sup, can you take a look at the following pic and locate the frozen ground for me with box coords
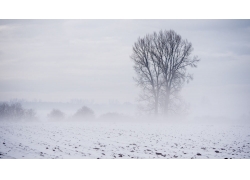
[0,121,250,159]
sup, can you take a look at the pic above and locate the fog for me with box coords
[1,20,250,160]
[1,20,250,123]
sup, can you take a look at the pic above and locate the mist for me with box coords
[1,20,250,122]
[1,20,250,159]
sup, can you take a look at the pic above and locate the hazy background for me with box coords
[0,20,250,119]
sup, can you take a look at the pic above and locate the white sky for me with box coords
[0,20,250,117]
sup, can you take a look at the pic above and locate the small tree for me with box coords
[0,102,10,120]
[73,106,95,120]
[9,102,25,120]
[47,109,65,121]
[24,109,37,121]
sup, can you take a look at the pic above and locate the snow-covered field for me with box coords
[1,121,250,159]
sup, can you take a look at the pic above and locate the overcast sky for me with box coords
[0,20,250,117]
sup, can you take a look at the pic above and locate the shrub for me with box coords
[24,109,37,121]
[73,106,95,120]
[47,109,65,121]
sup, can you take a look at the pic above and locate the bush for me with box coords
[47,109,65,121]
[73,106,95,120]
[0,102,36,121]
[24,109,37,121]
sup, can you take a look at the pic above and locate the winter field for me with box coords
[1,120,250,159]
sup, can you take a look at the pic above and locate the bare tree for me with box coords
[131,35,164,115]
[131,30,199,116]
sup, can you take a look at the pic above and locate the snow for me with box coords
[1,121,250,159]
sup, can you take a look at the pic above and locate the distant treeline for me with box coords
[0,100,135,117]
[0,102,36,121]
[0,102,130,122]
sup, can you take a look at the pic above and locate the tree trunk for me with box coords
[164,88,170,115]
[155,98,158,116]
